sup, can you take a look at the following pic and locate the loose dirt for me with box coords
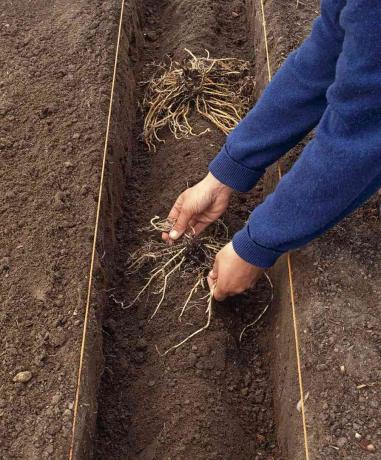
[0,1,112,457]
[1,0,380,458]
[0,0,142,457]
[95,0,282,459]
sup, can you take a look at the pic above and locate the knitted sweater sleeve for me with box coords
[232,0,381,268]
[209,0,345,192]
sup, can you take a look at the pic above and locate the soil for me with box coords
[0,0,141,457]
[95,0,282,459]
[1,0,380,459]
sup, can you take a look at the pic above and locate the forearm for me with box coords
[209,0,344,192]
[233,109,381,267]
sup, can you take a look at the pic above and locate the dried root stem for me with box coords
[239,272,274,342]
[124,218,229,352]
[157,288,214,356]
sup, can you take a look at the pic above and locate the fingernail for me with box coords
[169,230,179,240]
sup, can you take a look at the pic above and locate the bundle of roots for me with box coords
[124,217,273,354]
[124,217,229,354]
[142,49,255,151]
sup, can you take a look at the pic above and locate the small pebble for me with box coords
[337,437,347,448]
[366,444,376,453]
[49,332,66,347]
[13,371,32,383]
[53,191,65,209]
[0,257,10,272]
[51,393,62,405]
[134,352,145,364]
[241,388,249,397]
[145,31,158,42]
[188,352,197,366]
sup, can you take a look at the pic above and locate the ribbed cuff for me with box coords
[232,226,284,268]
[208,145,263,193]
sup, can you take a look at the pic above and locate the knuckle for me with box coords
[182,204,191,214]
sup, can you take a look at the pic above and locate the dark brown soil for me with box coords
[0,0,141,457]
[95,0,282,459]
[1,0,379,459]
[1,1,107,457]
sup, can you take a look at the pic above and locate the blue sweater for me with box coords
[209,0,381,268]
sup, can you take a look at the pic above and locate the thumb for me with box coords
[209,255,226,301]
[212,277,226,301]
[207,258,218,290]
[169,207,193,240]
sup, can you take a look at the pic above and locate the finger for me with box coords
[207,274,215,291]
[167,195,183,223]
[185,217,198,237]
[169,206,193,240]
[162,196,183,241]
[191,220,212,237]
[208,269,218,280]
[207,257,218,289]
[213,283,228,302]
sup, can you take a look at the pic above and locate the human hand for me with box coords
[162,173,233,241]
[207,242,264,301]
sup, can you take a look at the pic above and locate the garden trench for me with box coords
[93,1,381,458]
[93,0,285,458]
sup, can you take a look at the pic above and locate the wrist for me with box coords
[205,172,233,196]
[209,144,264,193]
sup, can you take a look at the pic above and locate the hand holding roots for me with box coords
[125,218,273,353]
[142,49,255,151]
[125,218,229,353]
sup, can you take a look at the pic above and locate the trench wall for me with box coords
[71,2,143,458]
[247,1,307,458]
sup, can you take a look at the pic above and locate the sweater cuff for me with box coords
[232,226,284,268]
[208,144,263,193]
